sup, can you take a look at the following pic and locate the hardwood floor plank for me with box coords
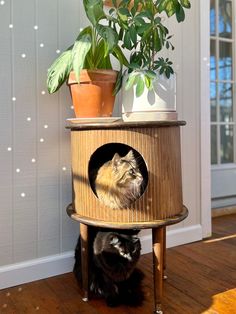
[0,215,235,313]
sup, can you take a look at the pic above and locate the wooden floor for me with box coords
[0,215,236,314]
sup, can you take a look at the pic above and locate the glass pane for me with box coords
[211,125,217,164]
[210,40,217,80]
[211,82,217,121]
[210,0,216,36]
[219,83,233,122]
[219,0,232,38]
[220,125,234,163]
[219,41,232,80]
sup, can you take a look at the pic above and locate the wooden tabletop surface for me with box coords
[66,119,186,130]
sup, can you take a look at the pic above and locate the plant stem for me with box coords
[92,26,96,67]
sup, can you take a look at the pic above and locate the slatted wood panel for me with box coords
[71,124,183,223]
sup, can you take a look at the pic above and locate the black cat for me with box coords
[74,228,144,307]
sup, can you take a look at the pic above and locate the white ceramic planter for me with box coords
[122,73,177,121]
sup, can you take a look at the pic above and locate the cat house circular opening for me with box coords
[88,143,148,209]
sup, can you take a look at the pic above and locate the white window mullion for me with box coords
[233,0,236,163]
[216,0,221,165]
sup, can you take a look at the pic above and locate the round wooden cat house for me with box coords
[67,120,187,228]
[66,120,188,313]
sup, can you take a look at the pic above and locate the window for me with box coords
[210,0,235,165]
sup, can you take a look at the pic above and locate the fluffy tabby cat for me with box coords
[95,150,143,209]
[74,228,143,307]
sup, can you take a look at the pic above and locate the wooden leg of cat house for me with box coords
[152,227,164,314]
[80,223,89,302]
[163,227,167,280]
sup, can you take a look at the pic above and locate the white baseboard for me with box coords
[140,224,203,254]
[0,252,74,290]
[0,225,202,290]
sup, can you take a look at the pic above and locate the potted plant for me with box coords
[47,0,127,118]
[106,0,191,121]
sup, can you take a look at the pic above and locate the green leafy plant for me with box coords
[47,0,128,94]
[107,0,191,97]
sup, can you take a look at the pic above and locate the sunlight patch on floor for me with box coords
[203,234,236,243]
[202,288,236,314]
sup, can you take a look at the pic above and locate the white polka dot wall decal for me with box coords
[21,53,26,58]
[40,138,44,142]
[12,97,16,101]
[44,124,48,129]
[39,43,44,48]
[20,193,26,198]
[9,24,13,28]
[56,49,61,54]
[31,158,36,163]
[16,168,21,173]
[27,117,31,121]
[7,147,12,151]
[41,90,46,95]
[62,167,67,171]
[34,25,38,30]
[0,1,5,5]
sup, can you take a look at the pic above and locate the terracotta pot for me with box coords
[67,70,118,118]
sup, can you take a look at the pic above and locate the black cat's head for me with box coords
[108,232,141,262]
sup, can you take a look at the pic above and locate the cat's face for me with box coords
[111,151,143,192]
[108,232,141,262]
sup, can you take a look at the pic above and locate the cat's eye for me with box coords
[132,237,139,243]
[129,169,135,175]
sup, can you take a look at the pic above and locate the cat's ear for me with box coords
[125,150,136,165]
[110,235,119,245]
[125,150,134,160]
[112,153,121,167]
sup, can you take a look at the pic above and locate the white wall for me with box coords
[0,0,81,284]
[141,0,211,248]
[0,0,211,288]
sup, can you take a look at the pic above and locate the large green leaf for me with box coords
[117,7,130,22]
[135,76,145,97]
[125,73,138,91]
[180,0,191,8]
[47,49,72,94]
[176,3,185,22]
[124,30,132,50]
[93,39,112,69]
[96,24,118,54]
[113,69,123,95]
[129,25,137,45]
[112,45,129,67]
[72,33,92,83]
[83,0,105,26]
[156,0,190,21]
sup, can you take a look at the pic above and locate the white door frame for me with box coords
[200,0,212,238]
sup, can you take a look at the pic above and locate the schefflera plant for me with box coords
[108,0,191,96]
